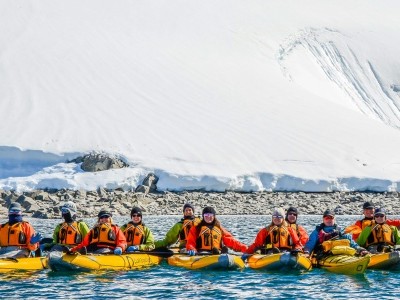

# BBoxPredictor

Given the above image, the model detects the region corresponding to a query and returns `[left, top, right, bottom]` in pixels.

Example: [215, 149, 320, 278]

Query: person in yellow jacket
[0, 202, 42, 258]
[121, 207, 155, 252]
[155, 203, 201, 252]
[345, 201, 400, 240]
[48, 201, 90, 251]
[357, 207, 400, 253]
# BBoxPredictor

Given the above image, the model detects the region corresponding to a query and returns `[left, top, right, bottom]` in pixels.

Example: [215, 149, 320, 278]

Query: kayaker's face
[131, 214, 142, 224]
[99, 216, 111, 224]
[323, 216, 335, 226]
[203, 213, 215, 223]
[286, 212, 297, 224]
[184, 207, 194, 217]
[374, 214, 386, 224]
[272, 215, 284, 225]
[364, 208, 374, 218]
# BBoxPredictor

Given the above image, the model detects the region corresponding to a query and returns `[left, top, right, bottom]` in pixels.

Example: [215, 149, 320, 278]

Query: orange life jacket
[265, 224, 293, 250]
[0, 222, 27, 247]
[196, 225, 223, 251]
[57, 221, 83, 246]
[365, 224, 395, 247]
[361, 219, 375, 230]
[123, 223, 145, 246]
[89, 223, 116, 248]
[179, 217, 201, 245]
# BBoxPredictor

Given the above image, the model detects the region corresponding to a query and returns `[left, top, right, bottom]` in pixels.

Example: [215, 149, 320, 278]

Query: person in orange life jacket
[120, 207, 155, 253]
[154, 203, 201, 252]
[357, 208, 400, 253]
[186, 206, 248, 256]
[345, 201, 400, 240]
[285, 206, 309, 247]
[70, 209, 127, 255]
[48, 201, 90, 251]
[0, 202, 42, 258]
[304, 209, 368, 256]
[244, 208, 303, 255]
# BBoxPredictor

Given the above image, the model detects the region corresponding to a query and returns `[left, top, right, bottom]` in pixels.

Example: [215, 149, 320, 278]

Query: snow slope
[1, 0, 400, 192]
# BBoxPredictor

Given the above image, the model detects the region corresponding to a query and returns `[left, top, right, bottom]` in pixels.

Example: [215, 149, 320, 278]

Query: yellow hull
[368, 251, 400, 269]
[167, 254, 245, 270]
[247, 253, 312, 271]
[48, 252, 162, 272]
[0, 257, 48, 273]
[314, 254, 370, 275]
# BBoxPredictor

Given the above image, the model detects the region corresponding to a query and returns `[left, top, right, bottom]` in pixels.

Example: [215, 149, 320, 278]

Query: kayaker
[47, 201, 90, 251]
[69, 209, 127, 255]
[0, 202, 42, 258]
[344, 201, 400, 240]
[154, 203, 201, 252]
[121, 207, 155, 252]
[356, 207, 400, 253]
[285, 206, 309, 247]
[186, 206, 248, 255]
[304, 209, 368, 257]
[244, 208, 303, 255]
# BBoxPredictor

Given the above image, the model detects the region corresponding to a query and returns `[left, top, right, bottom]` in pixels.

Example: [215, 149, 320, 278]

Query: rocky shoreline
[1, 189, 400, 218]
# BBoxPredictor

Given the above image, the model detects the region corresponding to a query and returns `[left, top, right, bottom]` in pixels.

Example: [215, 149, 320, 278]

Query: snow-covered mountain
[1, 0, 400, 192]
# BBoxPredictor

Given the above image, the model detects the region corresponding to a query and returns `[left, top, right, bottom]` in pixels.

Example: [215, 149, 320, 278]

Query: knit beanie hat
[272, 208, 285, 218]
[202, 206, 216, 216]
[131, 207, 142, 216]
[183, 203, 195, 212]
[60, 201, 77, 215]
[286, 206, 298, 216]
[8, 202, 22, 215]
[98, 209, 112, 218]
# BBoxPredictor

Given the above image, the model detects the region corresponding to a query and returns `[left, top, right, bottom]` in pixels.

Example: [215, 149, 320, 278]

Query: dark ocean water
[1, 215, 399, 299]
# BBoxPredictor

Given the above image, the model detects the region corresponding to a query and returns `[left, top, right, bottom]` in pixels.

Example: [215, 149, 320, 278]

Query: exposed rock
[80, 153, 128, 172]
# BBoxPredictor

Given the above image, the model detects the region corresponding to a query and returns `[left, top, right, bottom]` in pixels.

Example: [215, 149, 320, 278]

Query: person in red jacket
[70, 209, 127, 255]
[344, 201, 400, 240]
[186, 206, 247, 255]
[0, 202, 42, 258]
[245, 208, 303, 254]
[285, 206, 309, 247]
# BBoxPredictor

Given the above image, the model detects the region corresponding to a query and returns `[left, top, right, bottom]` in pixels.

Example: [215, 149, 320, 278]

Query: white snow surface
[1, 0, 400, 192]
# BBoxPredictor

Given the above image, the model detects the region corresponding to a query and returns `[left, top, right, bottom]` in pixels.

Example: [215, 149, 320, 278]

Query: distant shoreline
[1, 189, 399, 219]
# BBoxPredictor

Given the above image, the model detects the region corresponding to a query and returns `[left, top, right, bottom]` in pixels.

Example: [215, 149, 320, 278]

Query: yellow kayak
[247, 252, 312, 271]
[368, 251, 400, 269]
[48, 251, 163, 272]
[167, 253, 245, 270]
[0, 257, 48, 273]
[313, 254, 370, 275]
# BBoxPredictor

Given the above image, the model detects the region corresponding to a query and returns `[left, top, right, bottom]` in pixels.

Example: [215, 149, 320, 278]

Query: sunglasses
[324, 216, 334, 219]
[203, 213, 214, 217]
[99, 215, 110, 219]
[132, 214, 142, 217]
[287, 213, 297, 216]
[375, 214, 385, 218]
[273, 215, 283, 219]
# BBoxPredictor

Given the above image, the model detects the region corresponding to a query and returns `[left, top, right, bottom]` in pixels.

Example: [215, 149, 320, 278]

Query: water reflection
[0, 215, 398, 299]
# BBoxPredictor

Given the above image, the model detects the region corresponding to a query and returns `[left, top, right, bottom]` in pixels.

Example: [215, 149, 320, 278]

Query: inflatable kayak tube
[368, 251, 400, 270]
[48, 251, 162, 272]
[313, 254, 370, 275]
[167, 253, 245, 270]
[247, 252, 312, 271]
[0, 257, 48, 273]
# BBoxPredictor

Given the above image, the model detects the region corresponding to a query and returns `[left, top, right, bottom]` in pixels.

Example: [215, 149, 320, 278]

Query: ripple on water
[1, 216, 400, 299]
